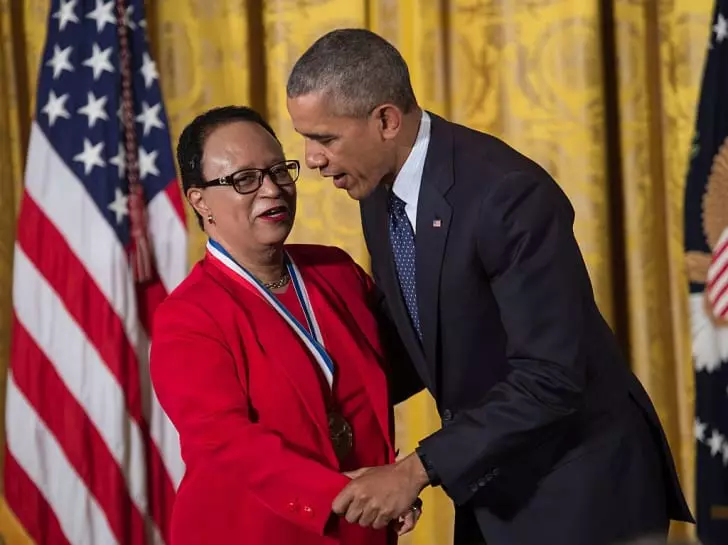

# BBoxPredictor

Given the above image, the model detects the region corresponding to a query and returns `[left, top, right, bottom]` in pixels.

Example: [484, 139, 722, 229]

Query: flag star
[77, 91, 109, 128]
[136, 101, 164, 136]
[86, 0, 115, 33]
[41, 90, 70, 126]
[53, 0, 79, 31]
[708, 429, 725, 457]
[73, 139, 105, 175]
[46, 45, 74, 79]
[695, 418, 708, 443]
[109, 142, 126, 178]
[124, 5, 137, 30]
[82, 43, 114, 80]
[714, 13, 728, 44]
[139, 147, 159, 179]
[107, 188, 129, 224]
[140, 52, 159, 89]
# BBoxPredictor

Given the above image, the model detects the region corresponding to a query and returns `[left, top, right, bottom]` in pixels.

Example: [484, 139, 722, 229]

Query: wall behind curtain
[0, 0, 713, 543]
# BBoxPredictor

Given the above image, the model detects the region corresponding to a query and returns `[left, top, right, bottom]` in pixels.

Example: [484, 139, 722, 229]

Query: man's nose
[305, 141, 327, 171]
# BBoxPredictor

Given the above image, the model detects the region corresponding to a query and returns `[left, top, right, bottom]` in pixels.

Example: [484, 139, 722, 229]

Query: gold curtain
[0, 0, 713, 543]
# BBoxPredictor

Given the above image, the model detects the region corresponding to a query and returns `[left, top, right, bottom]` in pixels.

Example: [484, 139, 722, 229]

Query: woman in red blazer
[150, 106, 420, 545]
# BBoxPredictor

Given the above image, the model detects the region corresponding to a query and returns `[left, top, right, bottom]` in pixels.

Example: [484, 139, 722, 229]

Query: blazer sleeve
[150, 296, 350, 535]
[417, 169, 589, 505]
[352, 261, 425, 405]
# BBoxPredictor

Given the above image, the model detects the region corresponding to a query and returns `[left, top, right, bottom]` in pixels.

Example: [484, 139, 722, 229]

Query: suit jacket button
[442, 410, 452, 421]
[303, 506, 314, 518]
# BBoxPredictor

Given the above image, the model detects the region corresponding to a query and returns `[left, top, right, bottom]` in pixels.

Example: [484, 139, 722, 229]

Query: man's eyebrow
[299, 131, 337, 141]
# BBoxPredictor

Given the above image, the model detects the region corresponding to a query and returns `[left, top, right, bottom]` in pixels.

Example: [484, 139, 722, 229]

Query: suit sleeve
[352, 261, 425, 405]
[417, 170, 589, 505]
[150, 297, 350, 535]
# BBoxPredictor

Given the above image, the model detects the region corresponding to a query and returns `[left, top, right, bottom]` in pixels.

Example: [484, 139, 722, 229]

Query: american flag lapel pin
[432, 218, 442, 228]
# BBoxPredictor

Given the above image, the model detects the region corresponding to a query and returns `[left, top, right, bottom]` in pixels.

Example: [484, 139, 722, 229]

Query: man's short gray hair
[286, 28, 417, 118]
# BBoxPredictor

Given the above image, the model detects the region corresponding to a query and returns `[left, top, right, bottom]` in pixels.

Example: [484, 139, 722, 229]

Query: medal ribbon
[206, 239, 334, 388]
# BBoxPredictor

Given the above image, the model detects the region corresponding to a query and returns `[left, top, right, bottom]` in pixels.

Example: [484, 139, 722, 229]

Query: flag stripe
[4, 453, 71, 545]
[12, 245, 149, 514]
[147, 188, 188, 297]
[6, 374, 118, 545]
[11, 317, 148, 545]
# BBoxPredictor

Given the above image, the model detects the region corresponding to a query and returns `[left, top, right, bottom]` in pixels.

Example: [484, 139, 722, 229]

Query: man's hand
[332, 453, 430, 529]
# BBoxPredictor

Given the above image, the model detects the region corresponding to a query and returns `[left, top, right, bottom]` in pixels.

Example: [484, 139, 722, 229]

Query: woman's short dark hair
[176, 105, 279, 229]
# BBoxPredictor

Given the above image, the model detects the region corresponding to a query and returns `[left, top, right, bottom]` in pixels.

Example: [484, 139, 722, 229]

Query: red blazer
[150, 244, 396, 545]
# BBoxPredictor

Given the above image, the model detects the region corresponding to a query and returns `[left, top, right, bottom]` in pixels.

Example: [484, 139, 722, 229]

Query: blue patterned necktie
[388, 193, 422, 339]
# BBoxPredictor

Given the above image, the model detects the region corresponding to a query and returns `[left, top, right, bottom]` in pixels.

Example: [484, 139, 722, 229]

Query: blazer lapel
[416, 113, 454, 393]
[202, 259, 338, 463]
[298, 263, 394, 457]
[362, 185, 433, 392]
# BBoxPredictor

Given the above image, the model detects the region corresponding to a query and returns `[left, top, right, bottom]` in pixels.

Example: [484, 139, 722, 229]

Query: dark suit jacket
[361, 113, 694, 545]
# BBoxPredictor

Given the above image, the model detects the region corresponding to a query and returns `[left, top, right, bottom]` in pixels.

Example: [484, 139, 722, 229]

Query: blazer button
[302, 505, 315, 518]
[442, 410, 453, 421]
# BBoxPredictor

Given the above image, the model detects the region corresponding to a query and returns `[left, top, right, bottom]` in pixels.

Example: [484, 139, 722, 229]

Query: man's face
[287, 92, 394, 200]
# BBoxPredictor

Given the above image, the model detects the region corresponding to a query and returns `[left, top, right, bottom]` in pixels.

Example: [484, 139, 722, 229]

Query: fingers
[332, 486, 355, 515]
[396, 512, 416, 536]
[343, 467, 372, 479]
[372, 511, 392, 530]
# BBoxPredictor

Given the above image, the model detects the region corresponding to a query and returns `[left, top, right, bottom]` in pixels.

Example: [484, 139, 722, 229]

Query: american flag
[684, 1, 728, 542]
[4, 0, 187, 543]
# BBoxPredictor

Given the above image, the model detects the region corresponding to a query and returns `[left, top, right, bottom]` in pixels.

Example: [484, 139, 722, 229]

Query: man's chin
[346, 182, 377, 201]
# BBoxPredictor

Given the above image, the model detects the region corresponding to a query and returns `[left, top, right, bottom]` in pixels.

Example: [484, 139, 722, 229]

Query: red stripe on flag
[4, 452, 71, 545]
[708, 259, 728, 290]
[11, 317, 148, 545]
[165, 179, 187, 226]
[147, 445, 176, 543]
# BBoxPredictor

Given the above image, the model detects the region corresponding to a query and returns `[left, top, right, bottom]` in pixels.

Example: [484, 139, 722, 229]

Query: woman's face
[188, 121, 297, 255]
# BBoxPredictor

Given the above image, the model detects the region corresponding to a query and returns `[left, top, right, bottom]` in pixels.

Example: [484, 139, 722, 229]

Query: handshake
[333, 453, 429, 536]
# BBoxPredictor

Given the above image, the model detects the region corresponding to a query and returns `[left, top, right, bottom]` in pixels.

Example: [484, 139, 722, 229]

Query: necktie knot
[390, 194, 407, 216]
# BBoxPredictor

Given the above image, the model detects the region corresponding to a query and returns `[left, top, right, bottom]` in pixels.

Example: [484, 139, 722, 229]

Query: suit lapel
[415, 113, 454, 392]
[362, 185, 433, 392]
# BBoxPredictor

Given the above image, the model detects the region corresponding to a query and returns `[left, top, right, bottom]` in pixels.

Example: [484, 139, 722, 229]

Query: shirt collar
[392, 110, 431, 208]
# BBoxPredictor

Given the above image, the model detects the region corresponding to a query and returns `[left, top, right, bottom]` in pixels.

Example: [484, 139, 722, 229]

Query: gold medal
[328, 411, 353, 462]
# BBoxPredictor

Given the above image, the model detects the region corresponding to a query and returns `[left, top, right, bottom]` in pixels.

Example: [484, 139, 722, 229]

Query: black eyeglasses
[193, 160, 300, 195]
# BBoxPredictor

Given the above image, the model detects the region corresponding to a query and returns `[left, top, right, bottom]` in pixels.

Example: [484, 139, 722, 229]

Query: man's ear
[374, 104, 403, 140]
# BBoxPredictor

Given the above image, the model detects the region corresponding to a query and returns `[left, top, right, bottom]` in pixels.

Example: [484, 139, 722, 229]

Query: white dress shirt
[391, 110, 431, 234]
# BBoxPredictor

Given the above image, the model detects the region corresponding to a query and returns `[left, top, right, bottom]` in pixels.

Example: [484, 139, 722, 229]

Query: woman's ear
[186, 188, 210, 219]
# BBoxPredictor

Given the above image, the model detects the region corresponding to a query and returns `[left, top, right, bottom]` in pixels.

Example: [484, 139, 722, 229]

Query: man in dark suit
[286, 28, 694, 545]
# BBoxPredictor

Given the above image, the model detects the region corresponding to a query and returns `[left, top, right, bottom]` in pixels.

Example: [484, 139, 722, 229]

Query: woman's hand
[393, 498, 422, 536]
